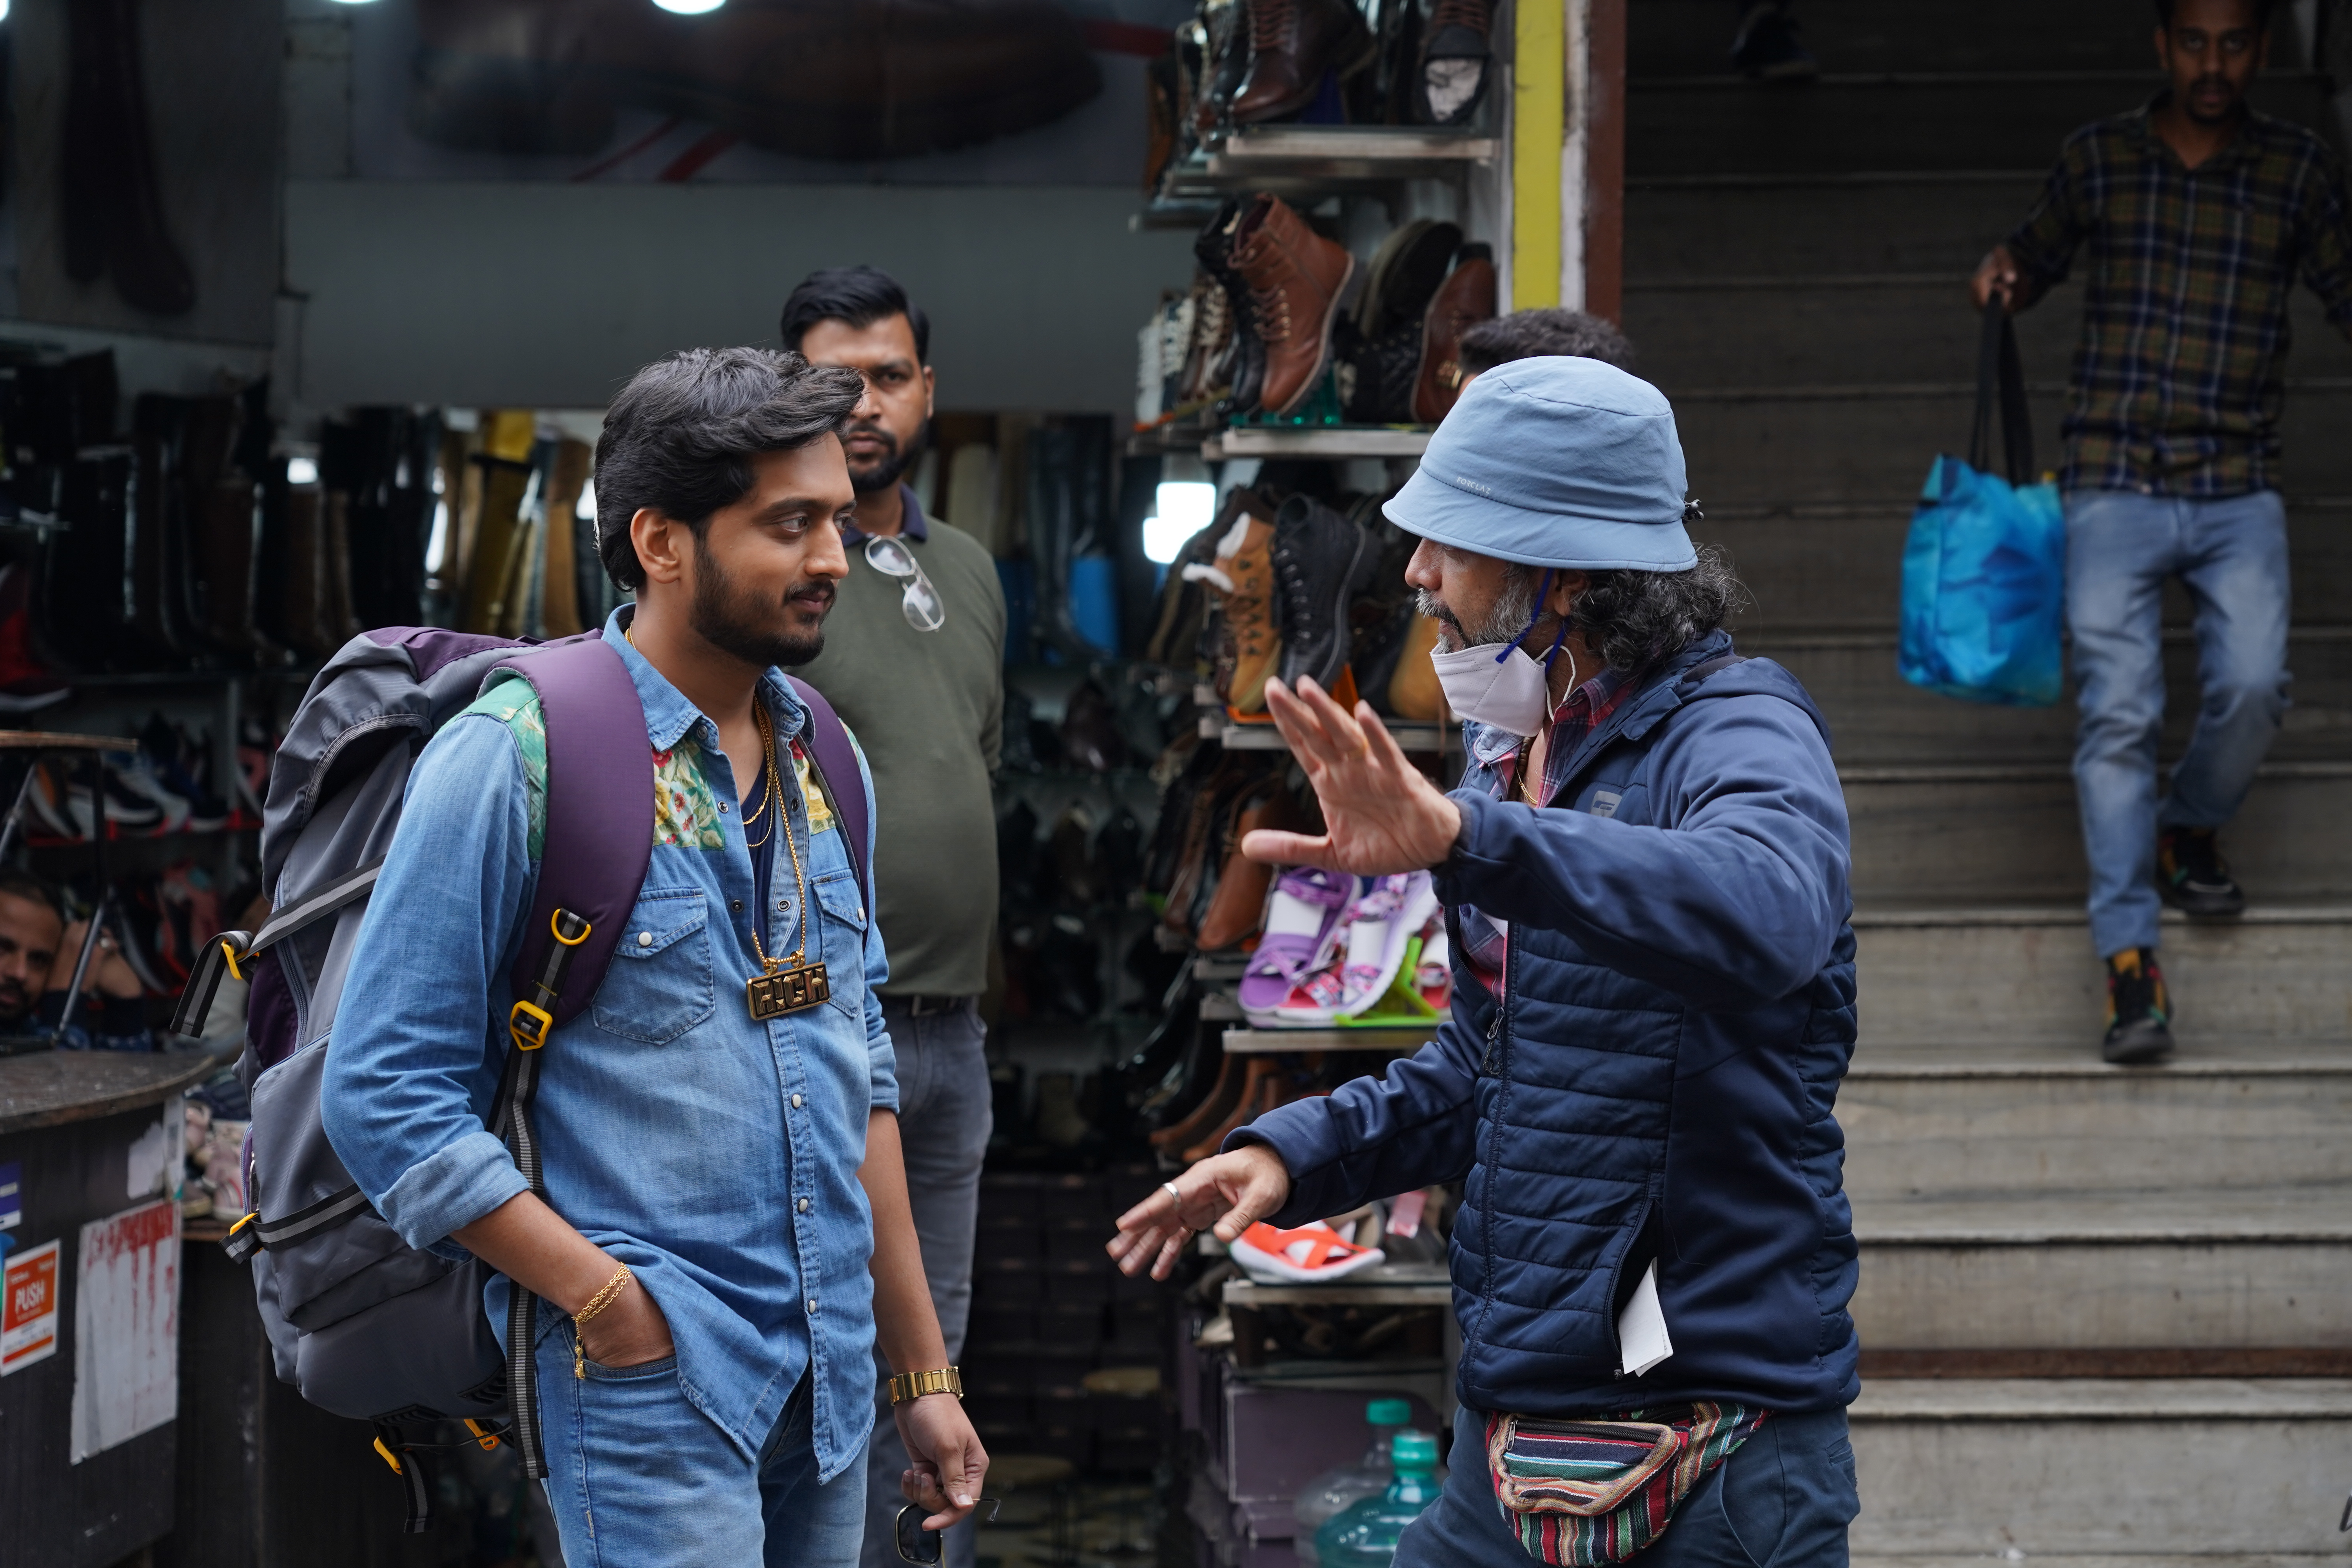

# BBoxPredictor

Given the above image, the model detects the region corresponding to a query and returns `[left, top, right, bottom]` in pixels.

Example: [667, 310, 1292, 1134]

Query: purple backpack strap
[784, 675, 871, 902]
[493, 633, 654, 1027]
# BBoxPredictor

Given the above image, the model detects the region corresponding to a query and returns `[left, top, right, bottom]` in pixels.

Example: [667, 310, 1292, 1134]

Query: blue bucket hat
[1383, 356, 1698, 572]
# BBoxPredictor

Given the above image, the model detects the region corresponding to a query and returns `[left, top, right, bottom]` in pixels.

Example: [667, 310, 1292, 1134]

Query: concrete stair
[1624, 0, 2352, 1553]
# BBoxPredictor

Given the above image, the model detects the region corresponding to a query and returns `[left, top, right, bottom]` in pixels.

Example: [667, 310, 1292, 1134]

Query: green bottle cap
[1367, 1398, 1413, 1427]
[1391, 1430, 1439, 1472]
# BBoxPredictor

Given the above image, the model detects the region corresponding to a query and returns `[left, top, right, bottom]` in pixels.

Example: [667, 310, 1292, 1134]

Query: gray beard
[1417, 563, 1543, 652]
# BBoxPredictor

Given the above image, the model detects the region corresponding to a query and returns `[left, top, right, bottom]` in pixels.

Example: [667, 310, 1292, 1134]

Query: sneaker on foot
[2102, 946, 2174, 1065]
[2156, 827, 2245, 917]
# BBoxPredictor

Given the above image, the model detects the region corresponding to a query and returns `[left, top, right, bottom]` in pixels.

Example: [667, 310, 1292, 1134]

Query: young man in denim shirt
[1973, 0, 2352, 1062]
[324, 348, 985, 1565]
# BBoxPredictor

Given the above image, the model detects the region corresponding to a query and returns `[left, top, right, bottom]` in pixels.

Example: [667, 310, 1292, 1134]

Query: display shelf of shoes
[1218, 717, 1444, 752]
[1173, 126, 1499, 196]
[1201, 426, 1433, 459]
[1222, 1260, 1452, 1309]
[1220, 1025, 1430, 1054]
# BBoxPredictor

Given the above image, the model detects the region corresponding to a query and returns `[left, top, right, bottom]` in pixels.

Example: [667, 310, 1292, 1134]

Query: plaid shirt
[2005, 95, 2352, 497]
[1456, 666, 1635, 996]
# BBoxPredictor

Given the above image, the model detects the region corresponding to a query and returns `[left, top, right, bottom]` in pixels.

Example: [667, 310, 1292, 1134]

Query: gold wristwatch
[887, 1366, 963, 1405]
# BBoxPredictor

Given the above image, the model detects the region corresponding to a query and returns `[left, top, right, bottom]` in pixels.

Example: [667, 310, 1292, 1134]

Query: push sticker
[0, 1160, 19, 1230]
[4, 1237, 61, 1374]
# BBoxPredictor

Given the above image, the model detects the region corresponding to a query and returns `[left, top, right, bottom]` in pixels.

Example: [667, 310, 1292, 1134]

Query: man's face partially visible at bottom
[0, 891, 62, 1030]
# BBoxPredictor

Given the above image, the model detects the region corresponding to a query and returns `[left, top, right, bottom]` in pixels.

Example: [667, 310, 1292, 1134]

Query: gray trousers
[860, 996, 992, 1568]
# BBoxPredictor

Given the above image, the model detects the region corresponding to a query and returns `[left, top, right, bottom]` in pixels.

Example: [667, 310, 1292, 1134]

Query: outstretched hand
[1106, 1145, 1292, 1282]
[1240, 676, 1463, 875]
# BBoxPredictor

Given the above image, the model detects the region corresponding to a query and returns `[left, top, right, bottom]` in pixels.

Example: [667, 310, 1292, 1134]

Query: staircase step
[1751, 630, 2352, 766]
[1627, 279, 2352, 390]
[1843, 764, 2352, 904]
[1852, 1190, 2352, 1350]
[1849, 1379, 2352, 1558]
[1699, 508, 2352, 644]
[1673, 383, 2352, 506]
[1628, 73, 2330, 178]
[1842, 1043, 2352, 1199]
[1631, 0, 2178, 77]
[1853, 906, 2352, 1047]
[1628, 172, 2047, 281]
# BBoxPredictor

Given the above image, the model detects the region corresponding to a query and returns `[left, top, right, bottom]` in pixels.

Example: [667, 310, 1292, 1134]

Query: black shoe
[2157, 827, 2246, 918]
[1270, 495, 1377, 690]
[2102, 947, 2175, 1065]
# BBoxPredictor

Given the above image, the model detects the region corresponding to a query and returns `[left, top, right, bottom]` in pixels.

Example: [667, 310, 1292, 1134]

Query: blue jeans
[1396, 1405, 1858, 1567]
[2065, 488, 2290, 956]
[536, 1340, 867, 1568]
[860, 997, 993, 1568]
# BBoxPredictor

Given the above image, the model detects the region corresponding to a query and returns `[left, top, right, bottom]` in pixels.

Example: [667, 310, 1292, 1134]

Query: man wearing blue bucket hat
[1112, 358, 1864, 1564]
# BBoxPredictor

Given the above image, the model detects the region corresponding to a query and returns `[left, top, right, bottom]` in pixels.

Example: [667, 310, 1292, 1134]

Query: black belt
[890, 994, 975, 1018]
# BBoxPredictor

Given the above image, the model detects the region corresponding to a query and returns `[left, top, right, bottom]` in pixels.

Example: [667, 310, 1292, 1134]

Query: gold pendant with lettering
[747, 962, 830, 1020]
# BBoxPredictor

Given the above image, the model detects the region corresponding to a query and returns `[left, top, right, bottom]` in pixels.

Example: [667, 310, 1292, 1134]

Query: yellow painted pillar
[1512, 0, 1566, 310]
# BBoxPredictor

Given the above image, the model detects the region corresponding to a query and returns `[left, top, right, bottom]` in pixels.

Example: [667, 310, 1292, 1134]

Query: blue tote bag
[1898, 301, 2065, 706]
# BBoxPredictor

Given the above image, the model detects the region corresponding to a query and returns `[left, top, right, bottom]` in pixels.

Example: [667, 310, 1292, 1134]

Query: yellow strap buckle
[227, 1210, 258, 1237]
[220, 939, 246, 983]
[509, 1000, 553, 1052]
[373, 1436, 403, 1474]
[465, 1418, 501, 1452]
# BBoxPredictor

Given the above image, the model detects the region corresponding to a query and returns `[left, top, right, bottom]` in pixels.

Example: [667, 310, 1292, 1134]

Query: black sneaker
[2102, 947, 2175, 1065]
[2156, 827, 2246, 917]
[1270, 496, 1377, 691]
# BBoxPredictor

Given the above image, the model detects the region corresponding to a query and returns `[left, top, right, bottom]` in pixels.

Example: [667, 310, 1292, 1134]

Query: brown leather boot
[1230, 0, 1374, 125]
[1150, 1051, 1244, 1151]
[1229, 195, 1359, 417]
[1214, 511, 1282, 713]
[1412, 242, 1497, 424]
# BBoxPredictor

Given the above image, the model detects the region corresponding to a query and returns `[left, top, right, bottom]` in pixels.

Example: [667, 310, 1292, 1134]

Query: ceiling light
[651, 0, 726, 12]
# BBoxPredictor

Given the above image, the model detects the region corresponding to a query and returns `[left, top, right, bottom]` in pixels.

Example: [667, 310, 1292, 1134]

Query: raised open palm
[1240, 676, 1463, 875]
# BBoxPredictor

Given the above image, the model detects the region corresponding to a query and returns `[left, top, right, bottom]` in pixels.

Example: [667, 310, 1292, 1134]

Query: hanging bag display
[1897, 297, 2065, 707]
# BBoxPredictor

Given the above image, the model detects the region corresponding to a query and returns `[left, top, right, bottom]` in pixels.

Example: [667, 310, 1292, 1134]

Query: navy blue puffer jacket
[1234, 630, 1860, 1417]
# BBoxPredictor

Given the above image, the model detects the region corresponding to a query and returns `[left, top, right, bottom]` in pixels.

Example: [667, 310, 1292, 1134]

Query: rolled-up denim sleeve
[848, 733, 898, 1114]
[321, 716, 536, 1251]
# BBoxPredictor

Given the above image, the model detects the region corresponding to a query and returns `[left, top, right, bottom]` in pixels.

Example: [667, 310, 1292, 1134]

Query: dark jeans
[860, 996, 992, 1568]
[1396, 1403, 1858, 1567]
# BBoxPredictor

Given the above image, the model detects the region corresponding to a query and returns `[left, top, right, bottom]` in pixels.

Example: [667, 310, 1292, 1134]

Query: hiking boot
[1271, 495, 1377, 691]
[2102, 947, 2174, 1065]
[1214, 508, 1282, 715]
[1229, 194, 1359, 417]
[1195, 200, 1265, 414]
[2156, 827, 2246, 918]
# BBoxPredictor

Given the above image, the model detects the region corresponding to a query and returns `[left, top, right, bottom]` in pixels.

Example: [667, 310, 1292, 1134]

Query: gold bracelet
[573, 1265, 633, 1380]
[887, 1366, 963, 1405]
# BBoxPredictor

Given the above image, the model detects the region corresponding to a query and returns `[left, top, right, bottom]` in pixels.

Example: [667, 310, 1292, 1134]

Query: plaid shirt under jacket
[1455, 665, 1635, 997]
[2005, 94, 2352, 497]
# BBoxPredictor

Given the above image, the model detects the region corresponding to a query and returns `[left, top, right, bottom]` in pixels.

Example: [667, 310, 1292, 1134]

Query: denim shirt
[321, 607, 897, 1478]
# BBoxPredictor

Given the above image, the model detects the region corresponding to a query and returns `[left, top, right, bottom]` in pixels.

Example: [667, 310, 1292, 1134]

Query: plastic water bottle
[1313, 1429, 1442, 1567]
[1292, 1398, 1413, 1565]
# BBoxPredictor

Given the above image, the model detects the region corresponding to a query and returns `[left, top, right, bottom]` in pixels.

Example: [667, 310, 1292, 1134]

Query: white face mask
[1428, 568, 1573, 736]
[1430, 641, 1555, 735]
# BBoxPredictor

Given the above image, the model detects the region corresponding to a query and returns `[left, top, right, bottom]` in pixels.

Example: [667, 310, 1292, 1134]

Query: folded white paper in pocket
[1618, 1261, 1673, 1377]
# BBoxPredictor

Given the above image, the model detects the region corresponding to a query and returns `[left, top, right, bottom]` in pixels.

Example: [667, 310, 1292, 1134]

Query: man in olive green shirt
[781, 265, 1005, 1568]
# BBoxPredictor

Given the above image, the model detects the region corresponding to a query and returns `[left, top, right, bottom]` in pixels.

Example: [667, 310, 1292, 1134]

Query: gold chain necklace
[743, 702, 831, 1019]
[626, 622, 829, 1020]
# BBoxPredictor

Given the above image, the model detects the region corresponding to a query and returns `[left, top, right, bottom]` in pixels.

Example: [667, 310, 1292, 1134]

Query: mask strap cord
[1493, 570, 1555, 664]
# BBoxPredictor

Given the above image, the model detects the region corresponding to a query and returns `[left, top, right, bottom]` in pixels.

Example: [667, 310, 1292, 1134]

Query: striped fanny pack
[1484, 1403, 1765, 1565]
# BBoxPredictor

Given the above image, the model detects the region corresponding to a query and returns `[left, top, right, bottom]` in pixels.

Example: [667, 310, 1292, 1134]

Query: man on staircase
[1972, 0, 2352, 1063]
[1108, 358, 1863, 1565]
